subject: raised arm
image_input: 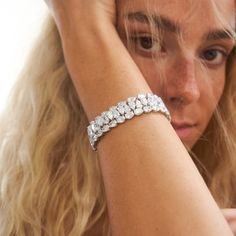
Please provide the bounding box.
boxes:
[45,1,234,235]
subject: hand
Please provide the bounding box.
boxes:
[43,0,116,37]
[221,208,236,235]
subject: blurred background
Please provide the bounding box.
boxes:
[0,1,48,113]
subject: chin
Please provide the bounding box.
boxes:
[181,138,197,151]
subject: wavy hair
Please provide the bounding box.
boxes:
[0,2,236,235]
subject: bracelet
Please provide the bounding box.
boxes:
[87,93,171,151]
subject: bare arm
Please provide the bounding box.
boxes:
[46,1,234,235]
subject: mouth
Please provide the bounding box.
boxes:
[171,121,196,139]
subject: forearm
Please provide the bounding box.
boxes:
[62,23,152,120]
[62,23,233,235]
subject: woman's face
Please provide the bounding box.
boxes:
[117,0,235,149]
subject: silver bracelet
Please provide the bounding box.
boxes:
[87,93,171,151]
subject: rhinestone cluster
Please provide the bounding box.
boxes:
[87,93,171,151]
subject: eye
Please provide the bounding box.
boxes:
[129,34,161,56]
[200,48,228,66]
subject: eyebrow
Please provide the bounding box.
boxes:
[126,11,180,33]
[206,30,234,41]
[125,11,235,42]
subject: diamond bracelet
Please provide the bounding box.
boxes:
[87,93,171,151]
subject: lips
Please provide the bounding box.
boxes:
[171,122,194,129]
[171,121,196,138]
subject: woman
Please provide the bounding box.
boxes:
[0,0,236,235]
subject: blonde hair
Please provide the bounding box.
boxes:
[0,3,236,235]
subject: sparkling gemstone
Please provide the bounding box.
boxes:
[127,96,136,103]
[124,104,131,113]
[154,95,160,101]
[138,94,146,99]
[87,126,93,136]
[110,106,120,118]
[154,96,161,105]
[95,116,104,126]
[160,106,166,112]
[97,129,103,137]
[91,122,100,132]
[135,100,143,108]
[140,97,148,106]
[93,134,98,141]
[128,101,136,110]
[125,111,134,119]
[116,115,125,123]
[153,100,160,107]
[117,104,125,114]
[90,122,96,131]
[152,105,158,111]
[143,106,152,113]
[101,112,110,124]
[109,119,118,128]
[106,111,114,120]
[134,108,143,115]
[147,96,155,106]
[102,125,110,132]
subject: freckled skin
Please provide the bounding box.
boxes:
[117,0,235,149]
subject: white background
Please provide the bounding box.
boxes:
[0,1,48,113]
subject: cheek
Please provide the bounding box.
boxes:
[208,71,226,107]
[199,72,226,124]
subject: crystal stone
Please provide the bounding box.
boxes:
[116,115,125,123]
[154,96,161,105]
[138,94,148,106]
[124,104,131,113]
[96,129,103,137]
[91,121,100,132]
[125,111,134,119]
[128,101,136,110]
[140,97,148,106]
[106,111,114,120]
[117,103,126,114]
[109,119,118,128]
[95,116,104,127]
[160,106,166,112]
[135,100,143,108]
[147,96,155,106]
[127,96,136,103]
[137,94,146,99]
[143,106,152,113]
[110,106,120,119]
[134,108,143,115]
[93,134,98,141]
[101,112,110,124]
[152,105,159,112]
[87,126,93,136]
[102,125,110,132]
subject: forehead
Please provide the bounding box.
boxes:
[118,0,235,29]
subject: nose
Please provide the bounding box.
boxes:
[164,54,200,107]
